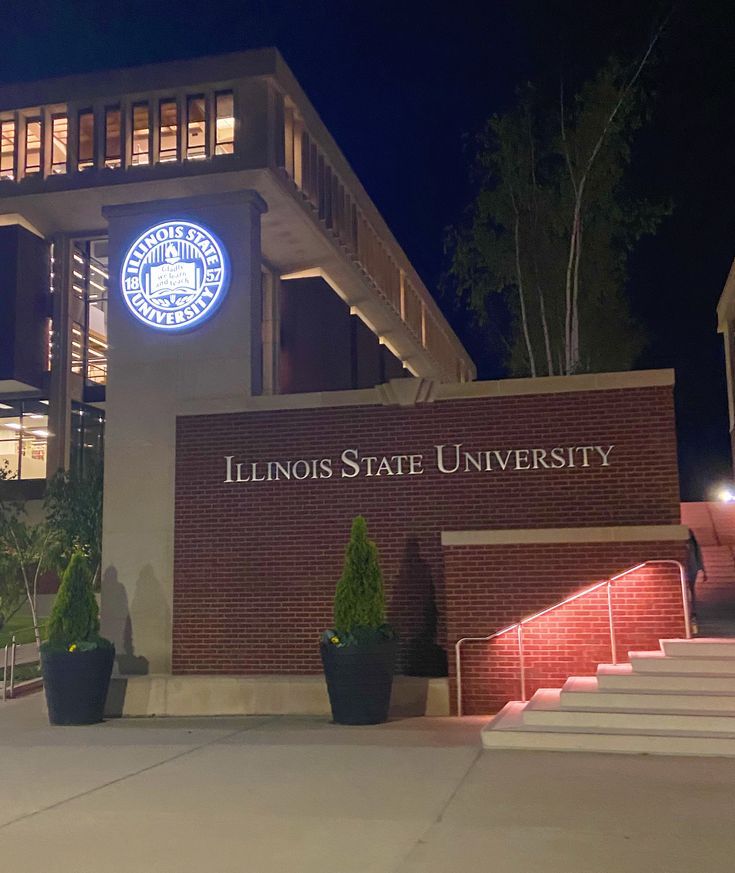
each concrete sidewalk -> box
[0,693,734,872]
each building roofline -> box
[0,48,281,110]
[0,47,474,377]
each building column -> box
[46,235,74,475]
[100,191,267,676]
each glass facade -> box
[104,107,121,169]
[131,102,150,165]
[186,95,207,159]
[70,402,104,478]
[215,92,234,155]
[1,88,235,180]
[71,240,109,387]
[159,100,178,162]
[0,399,51,480]
[51,114,68,174]
[24,117,42,175]
[0,119,15,180]
[78,110,94,170]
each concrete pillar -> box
[100,191,266,675]
[46,235,74,475]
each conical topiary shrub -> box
[333,515,386,635]
[321,516,396,725]
[47,551,100,649]
[41,551,114,725]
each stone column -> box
[100,191,266,675]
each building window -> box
[24,117,42,176]
[0,399,50,480]
[131,102,150,166]
[159,100,178,163]
[215,91,234,155]
[71,322,85,376]
[70,403,104,478]
[186,95,206,159]
[72,247,86,299]
[77,110,95,170]
[51,114,68,174]
[0,119,15,180]
[71,240,109,387]
[104,107,121,169]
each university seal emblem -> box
[121,220,230,331]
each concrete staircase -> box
[482,638,735,756]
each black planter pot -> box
[41,645,115,725]
[320,638,397,725]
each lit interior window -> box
[0,400,50,480]
[71,322,85,376]
[0,119,15,180]
[159,100,178,162]
[78,110,95,170]
[215,92,234,155]
[87,255,109,385]
[72,247,86,298]
[71,240,109,386]
[186,95,206,159]
[24,117,42,176]
[132,103,150,166]
[51,114,68,174]
[105,107,121,169]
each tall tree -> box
[446,40,669,376]
[44,463,103,589]
[0,502,52,649]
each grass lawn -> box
[0,614,47,648]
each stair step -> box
[560,676,735,712]
[523,688,735,733]
[661,638,735,658]
[482,702,735,756]
[597,664,735,693]
[629,651,735,675]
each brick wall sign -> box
[174,380,682,713]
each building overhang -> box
[0,167,464,382]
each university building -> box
[0,50,690,718]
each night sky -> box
[2,0,733,500]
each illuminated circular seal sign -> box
[121,220,230,331]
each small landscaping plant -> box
[42,551,112,654]
[322,515,394,648]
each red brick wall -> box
[446,547,688,714]
[173,384,681,698]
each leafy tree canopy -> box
[44,463,103,587]
[446,44,670,377]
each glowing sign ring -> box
[120,220,230,332]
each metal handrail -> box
[2,627,43,701]
[454,559,691,716]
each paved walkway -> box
[1,693,734,872]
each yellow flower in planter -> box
[330,636,340,645]
[68,643,77,652]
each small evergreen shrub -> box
[324,516,394,647]
[43,551,111,652]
